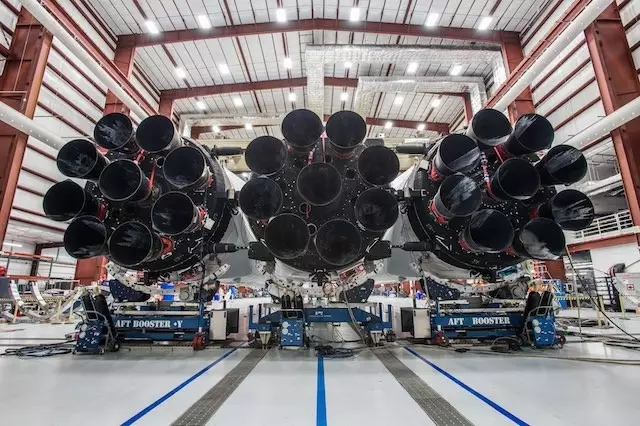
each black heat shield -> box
[48,114,233,273]
[242,109,399,272]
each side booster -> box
[44,113,233,272]
[405,109,594,278]
[239,109,400,272]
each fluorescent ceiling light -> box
[478,16,493,31]
[276,8,287,22]
[449,64,463,76]
[384,121,393,129]
[283,57,292,69]
[212,125,220,133]
[233,97,243,106]
[245,123,253,130]
[288,92,297,102]
[417,123,425,131]
[175,67,187,79]
[431,98,442,108]
[218,63,230,74]
[350,7,360,22]
[197,15,212,29]
[407,62,418,73]
[425,12,439,27]
[2,242,22,248]
[344,61,353,68]
[394,96,404,105]
[340,92,349,101]
[196,100,206,110]
[144,20,160,34]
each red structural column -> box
[462,93,473,124]
[103,46,135,114]
[158,96,174,118]
[585,3,640,227]
[500,37,535,122]
[0,10,52,246]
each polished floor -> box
[1,320,640,425]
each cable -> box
[314,345,356,358]
[564,248,640,343]
[1,341,73,357]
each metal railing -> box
[566,210,636,243]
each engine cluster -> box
[43,113,232,273]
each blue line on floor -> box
[405,347,529,426]
[316,356,327,426]
[121,348,238,425]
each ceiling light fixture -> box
[449,64,463,76]
[218,63,230,74]
[288,92,297,102]
[276,8,287,22]
[197,15,212,29]
[425,12,440,27]
[431,98,442,108]
[350,7,360,22]
[417,123,426,131]
[144,20,160,34]
[233,97,243,107]
[175,67,187,79]
[245,123,253,130]
[283,57,292,69]
[478,16,493,31]
[2,242,22,248]
[212,125,221,133]
[196,100,206,110]
[344,61,353,68]
[340,92,349,101]
[394,96,404,105]
[407,62,418,73]
[384,121,393,129]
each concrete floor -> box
[2,316,640,425]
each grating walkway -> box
[374,349,474,426]
[171,349,268,426]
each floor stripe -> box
[171,349,268,425]
[316,356,327,426]
[405,347,529,426]
[120,348,238,426]
[375,349,474,425]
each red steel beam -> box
[365,118,449,134]
[487,0,592,111]
[585,3,640,226]
[0,10,52,246]
[43,0,156,116]
[462,93,473,124]
[161,77,468,101]
[104,45,136,114]
[117,19,519,49]
[500,37,535,122]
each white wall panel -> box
[1,242,36,277]
[38,86,94,137]
[55,0,115,59]
[522,0,574,55]
[130,72,160,111]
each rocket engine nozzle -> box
[264,213,310,259]
[460,209,514,253]
[281,108,324,152]
[245,135,288,175]
[432,174,482,221]
[64,216,109,259]
[466,108,512,148]
[326,110,367,155]
[94,113,138,153]
[537,189,594,231]
[239,177,283,220]
[43,180,101,222]
[489,158,540,201]
[536,144,587,186]
[315,219,362,266]
[99,159,151,202]
[358,145,400,186]
[56,139,109,180]
[108,221,164,267]
[355,188,399,232]
[136,115,182,153]
[502,113,554,155]
[163,146,211,190]
[297,162,343,206]
[151,191,204,236]
[512,218,566,260]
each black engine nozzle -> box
[326,111,366,155]
[245,136,288,175]
[151,191,203,236]
[536,144,587,186]
[264,213,310,259]
[56,139,109,180]
[99,159,151,202]
[94,112,138,153]
[64,216,109,259]
[239,177,283,220]
[503,113,554,155]
[460,209,514,253]
[432,174,482,220]
[466,108,513,148]
[489,158,540,201]
[358,145,400,186]
[281,109,324,151]
[108,221,164,267]
[136,115,181,153]
[163,146,211,190]
[432,134,480,178]
[315,219,363,266]
[512,218,566,260]
[43,180,101,222]
[297,162,343,206]
[355,188,399,232]
[538,189,595,231]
